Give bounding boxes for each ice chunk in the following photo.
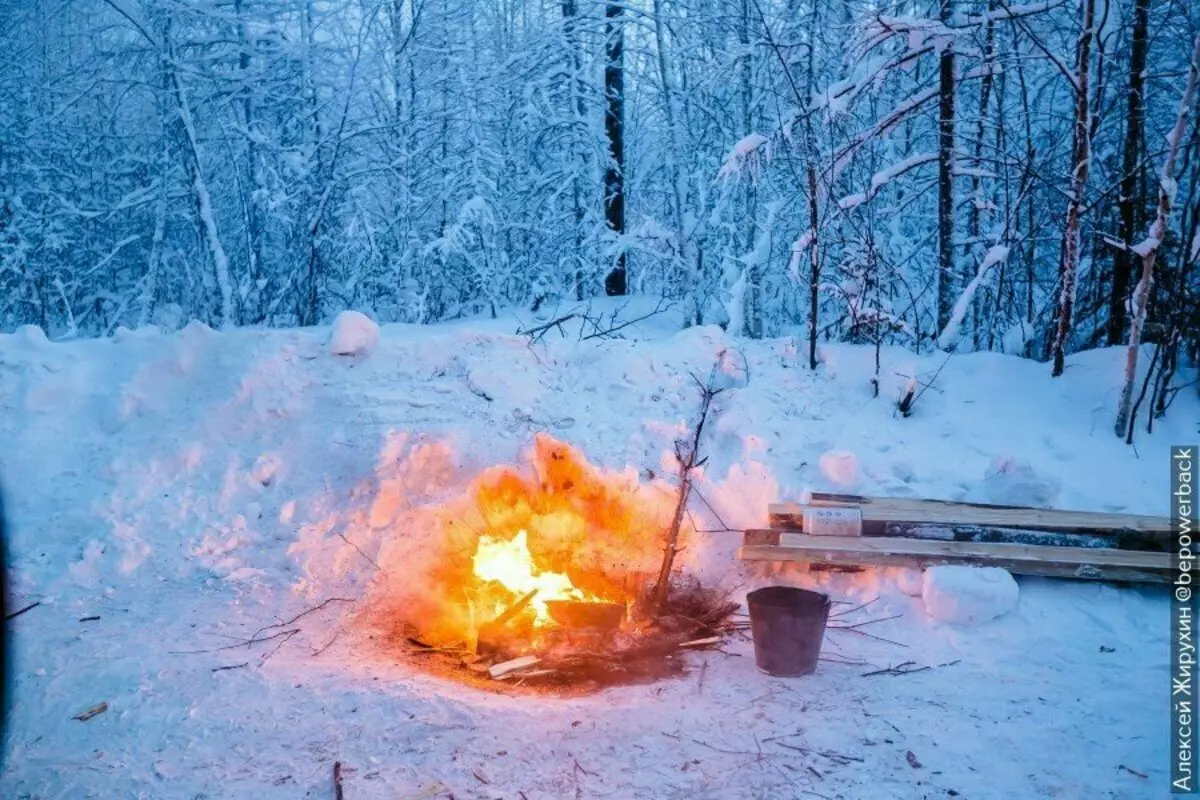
[922,565,1018,625]
[329,310,380,356]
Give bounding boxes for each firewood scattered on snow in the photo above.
[489,655,541,678]
[677,636,721,649]
[73,701,108,722]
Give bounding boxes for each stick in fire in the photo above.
[650,351,738,613]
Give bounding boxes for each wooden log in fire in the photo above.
[477,590,538,657]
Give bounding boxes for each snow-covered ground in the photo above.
[0,301,1190,799]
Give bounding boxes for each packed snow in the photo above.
[0,299,1189,799]
[921,566,1021,625]
[329,310,381,356]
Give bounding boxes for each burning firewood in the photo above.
[477,589,539,657]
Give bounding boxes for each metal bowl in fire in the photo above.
[545,600,625,631]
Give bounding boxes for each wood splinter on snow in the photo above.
[677,636,722,649]
[73,701,108,722]
[489,655,541,679]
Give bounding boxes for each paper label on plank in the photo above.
[802,506,863,537]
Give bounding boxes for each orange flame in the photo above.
[472,529,591,625]
[373,435,684,646]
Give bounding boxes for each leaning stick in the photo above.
[490,590,538,627]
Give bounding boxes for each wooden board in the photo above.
[769,495,1172,548]
[747,524,1117,550]
[739,532,1174,584]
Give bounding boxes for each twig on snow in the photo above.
[334,761,345,800]
[5,600,41,621]
[337,532,380,571]
[212,662,249,673]
[171,627,301,655]
[769,740,864,765]
[251,597,355,642]
[828,613,903,630]
[73,702,109,722]
[827,626,909,648]
[861,660,929,677]
[260,629,301,662]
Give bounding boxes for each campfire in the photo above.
[361,434,738,690]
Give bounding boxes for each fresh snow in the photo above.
[0,300,1189,799]
[937,244,1010,350]
[717,133,768,181]
[922,566,1020,625]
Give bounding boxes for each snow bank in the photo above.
[328,310,380,355]
[0,308,1191,799]
[922,565,1019,625]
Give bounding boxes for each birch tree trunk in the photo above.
[166,39,235,329]
[1114,34,1200,437]
[1050,0,1096,377]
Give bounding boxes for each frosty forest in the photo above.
[2,1,1200,407]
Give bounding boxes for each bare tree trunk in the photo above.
[1108,0,1150,345]
[603,1,627,296]
[1114,34,1200,435]
[652,0,695,319]
[1050,0,1096,377]
[739,0,761,337]
[166,38,235,329]
[936,0,957,336]
[235,0,263,322]
[563,0,587,301]
[967,2,996,348]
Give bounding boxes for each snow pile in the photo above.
[922,565,1020,625]
[981,455,1060,507]
[818,449,861,489]
[328,310,380,355]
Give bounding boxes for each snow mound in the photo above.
[922,565,1019,625]
[895,567,924,597]
[818,449,861,488]
[15,324,49,347]
[982,456,1060,507]
[329,310,380,356]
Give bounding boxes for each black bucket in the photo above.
[747,586,832,677]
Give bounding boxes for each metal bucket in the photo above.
[747,586,831,677]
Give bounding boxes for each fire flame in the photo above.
[472,529,590,625]
[374,435,685,646]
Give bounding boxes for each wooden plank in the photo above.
[769,496,1172,538]
[488,655,541,679]
[739,533,1173,584]
[748,524,1117,550]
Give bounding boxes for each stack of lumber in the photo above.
[738,493,1174,584]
